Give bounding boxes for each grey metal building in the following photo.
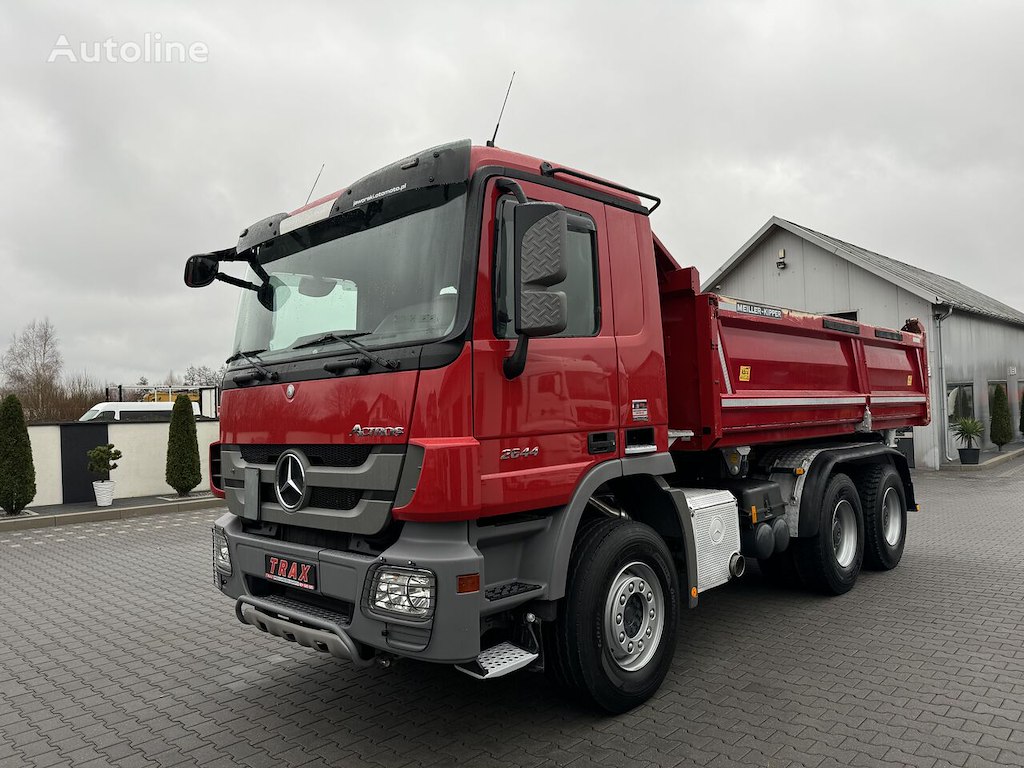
[703,217,1024,469]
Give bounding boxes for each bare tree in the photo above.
[183,364,226,387]
[61,371,106,420]
[0,319,107,422]
[0,318,63,417]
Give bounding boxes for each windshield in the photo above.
[230,187,466,365]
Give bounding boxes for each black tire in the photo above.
[757,546,803,588]
[543,516,606,695]
[854,464,907,570]
[546,517,680,714]
[793,472,864,595]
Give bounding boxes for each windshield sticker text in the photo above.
[352,183,407,207]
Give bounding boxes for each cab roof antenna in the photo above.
[486,71,516,148]
[304,162,326,206]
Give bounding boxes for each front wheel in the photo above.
[547,518,680,713]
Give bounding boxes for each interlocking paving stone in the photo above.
[2,465,1024,766]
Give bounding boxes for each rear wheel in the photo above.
[546,517,680,713]
[855,464,907,570]
[793,473,864,594]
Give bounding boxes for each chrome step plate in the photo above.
[456,642,538,680]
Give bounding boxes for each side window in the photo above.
[493,197,599,339]
[947,383,975,420]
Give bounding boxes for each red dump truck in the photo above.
[185,139,929,712]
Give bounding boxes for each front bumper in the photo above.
[214,512,485,663]
[235,595,375,665]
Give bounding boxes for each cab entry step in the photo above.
[456,642,538,680]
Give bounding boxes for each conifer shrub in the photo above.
[0,394,36,515]
[166,394,201,496]
[990,385,1012,450]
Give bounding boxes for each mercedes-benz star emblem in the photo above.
[285,383,295,400]
[274,451,309,512]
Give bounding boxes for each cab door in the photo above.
[472,177,619,517]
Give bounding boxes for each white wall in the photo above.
[109,420,219,497]
[26,425,63,506]
[24,420,219,506]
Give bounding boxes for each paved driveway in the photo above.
[2,461,1023,768]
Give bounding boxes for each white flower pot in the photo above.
[93,480,115,507]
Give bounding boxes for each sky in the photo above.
[2,1,1022,385]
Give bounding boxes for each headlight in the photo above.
[212,527,231,575]
[370,566,435,620]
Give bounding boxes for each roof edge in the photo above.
[703,216,940,306]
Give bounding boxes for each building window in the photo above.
[946,384,974,421]
[494,197,600,339]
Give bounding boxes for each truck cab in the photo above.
[188,139,923,712]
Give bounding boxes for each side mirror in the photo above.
[184,254,220,287]
[514,202,568,337]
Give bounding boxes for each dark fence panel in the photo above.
[60,423,109,503]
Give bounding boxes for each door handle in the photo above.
[588,432,616,455]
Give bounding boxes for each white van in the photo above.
[79,401,202,423]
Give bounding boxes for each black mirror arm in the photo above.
[214,273,262,293]
[496,178,528,204]
[208,245,270,284]
[247,258,270,283]
[503,334,529,379]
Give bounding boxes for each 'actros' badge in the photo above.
[350,424,405,437]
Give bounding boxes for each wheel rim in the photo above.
[603,561,664,672]
[831,499,857,568]
[881,486,903,546]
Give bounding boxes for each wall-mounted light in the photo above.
[776,248,787,270]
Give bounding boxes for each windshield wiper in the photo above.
[293,332,398,370]
[225,348,278,381]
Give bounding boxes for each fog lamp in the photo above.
[370,566,435,620]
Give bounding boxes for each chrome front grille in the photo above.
[220,444,406,535]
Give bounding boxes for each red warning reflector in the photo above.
[457,573,480,593]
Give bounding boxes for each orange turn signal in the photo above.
[751,505,758,524]
[794,467,805,476]
[690,586,698,599]
[457,573,480,594]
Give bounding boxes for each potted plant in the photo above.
[87,443,123,507]
[951,417,983,465]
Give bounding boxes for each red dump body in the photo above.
[660,266,930,451]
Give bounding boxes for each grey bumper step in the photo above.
[456,642,538,680]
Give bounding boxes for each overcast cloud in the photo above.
[2,1,1022,385]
